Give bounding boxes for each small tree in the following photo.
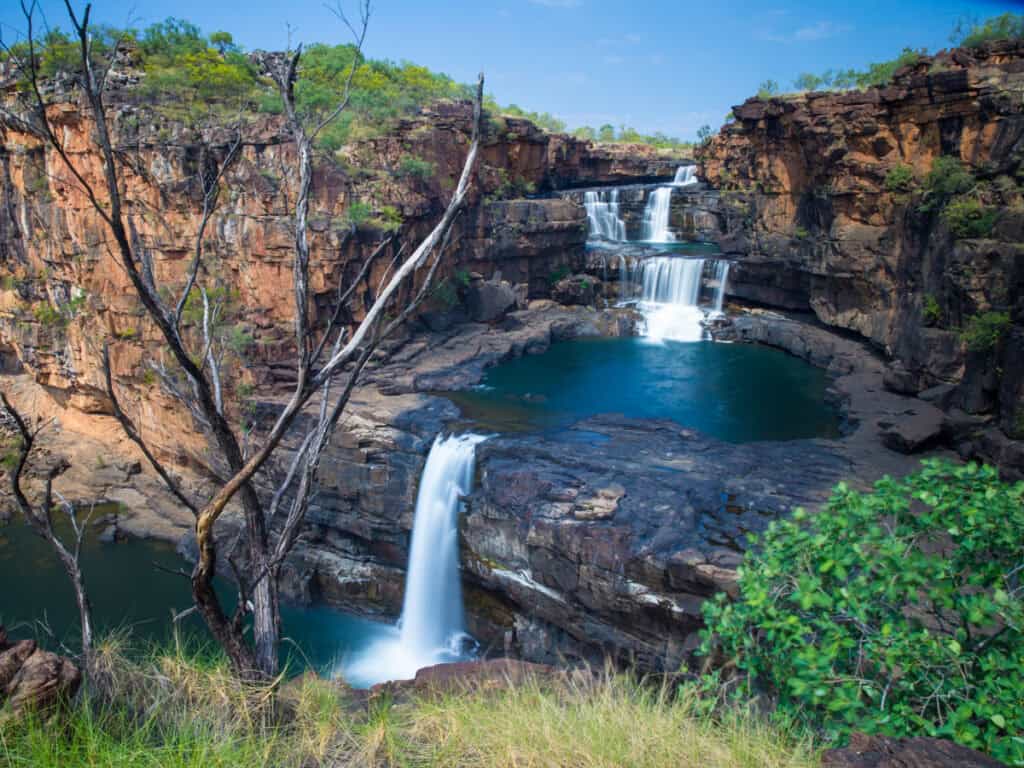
[5,0,485,678]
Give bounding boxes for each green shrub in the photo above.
[396,155,436,180]
[922,294,942,325]
[885,164,915,194]
[757,79,780,99]
[942,197,998,239]
[32,302,64,327]
[345,200,372,227]
[953,13,1024,48]
[370,205,403,233]
[918,156,975,213]
[960,311,1011,352]
[701,460,1024,763]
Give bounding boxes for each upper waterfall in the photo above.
[341,433,485,687]
[673,165,698,186]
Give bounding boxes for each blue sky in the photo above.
[1,0,1020,139]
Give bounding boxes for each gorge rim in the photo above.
[1,5,1023,764]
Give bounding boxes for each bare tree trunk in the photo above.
[1,392,94,661]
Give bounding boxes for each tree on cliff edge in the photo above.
[2,0,484,678]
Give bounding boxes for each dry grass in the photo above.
[1,638,821,767]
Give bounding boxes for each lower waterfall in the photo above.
[341,433,485,687]
[622,257,729,342]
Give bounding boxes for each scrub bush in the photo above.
[701,460,1024,763]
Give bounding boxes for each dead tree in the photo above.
[0,393,94,659]
[5,0,484,677]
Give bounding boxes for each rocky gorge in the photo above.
[2,37,1023,683]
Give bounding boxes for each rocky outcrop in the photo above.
[698,41,1024,473]
[822,732,1007,768]
[0,628,81,717]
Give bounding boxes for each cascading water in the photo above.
[641,186,675,243]
[583,189,627,241]
[341,433,485,687]
[622,257,729,342]
[673,165,698,186]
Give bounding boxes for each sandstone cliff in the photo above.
[698,41,1024,472]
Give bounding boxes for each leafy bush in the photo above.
[885,164,915,194]
[953,13,1024,48]
[922,294,942,326]
[396,155,436,180]
[918,156,975,213]
[757,79,780,99]
[701,460,1024,763]
[792,48,923,93]
[942,197,998,239]
[960,311,1011,353]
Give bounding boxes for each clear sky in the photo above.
[2,0,1021,139]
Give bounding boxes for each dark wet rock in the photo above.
[821,732,1006,768]
[552,274,600,306]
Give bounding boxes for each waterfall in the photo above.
[341,433,485,686]
[584,189,626,241]
[673,165,698,186]
[710,261,730,314]
[622,257,730,342]
[641,186,675,243]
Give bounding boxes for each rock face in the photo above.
[0,628,81,717]
[698,41,1024,474]
[821,732,1007,768]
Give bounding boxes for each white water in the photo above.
[622,257,729,343]
[584,189,627,241]
[641,186,675,243]
[673,165,698,186]
[341,433,485,687]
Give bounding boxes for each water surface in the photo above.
[447,337,841,442]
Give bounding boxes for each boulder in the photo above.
[0,628,82,716]
[878,404,945,453]
[821,732,1006,768]
[466,277,517,323]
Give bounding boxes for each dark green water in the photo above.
[0,510,393,675]
[447,337,841,442]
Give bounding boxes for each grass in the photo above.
[0,637,820,768]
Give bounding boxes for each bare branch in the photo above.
[102,345,199,516]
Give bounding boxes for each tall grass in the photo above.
[0,638,819,767]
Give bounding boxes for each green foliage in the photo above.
[598,124,616,142]
[32,302,65,327]
[756,79,780,99]
[792,48,923,94]
[572,125,596,141]
[793,226,810,240]
[370,205,404,233]
[960,311,1011,353]
[501,103,566,133]
[884,164,915,194]
[952,13,1024,48]
[396,155,436,180]
[922,294,942,326]
[701,460,1024,763]
[942,197,998,239]
[918,156,975,213]
[345,200,372,228]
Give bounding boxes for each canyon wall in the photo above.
[698,41,1024,473]
[0,87,685,475]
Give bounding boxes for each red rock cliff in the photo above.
[698,41,1024,470]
